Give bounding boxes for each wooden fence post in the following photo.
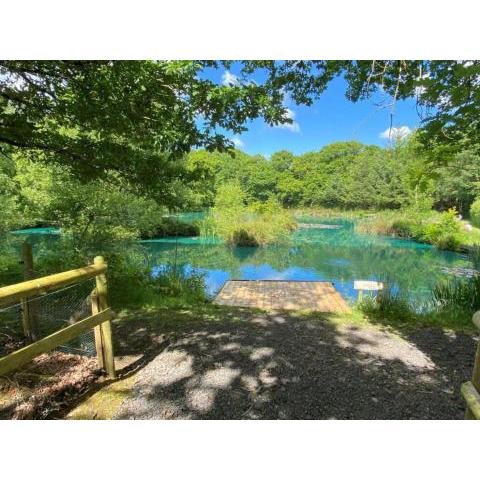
[465,312,480,419]
[93,256,116,379]
[91,289,105,371]
[20,242,37,342]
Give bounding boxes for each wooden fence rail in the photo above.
[463,311,480,419]
[0,255,116,379]
[0,263,106,307]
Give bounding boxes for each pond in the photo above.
[5,215,473,305]
[141,215,472,304]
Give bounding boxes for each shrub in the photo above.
[222,210,296,246]
[418,208,462,249]
[354,208,466,251]
[434,233,461,251]
[231,229,259,247]
[470,198,480,227]
[146,217,199,239]
[213,182,246,212]
[204,182,297,246]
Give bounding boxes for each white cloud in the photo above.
[222,71,239,86]
[414,85,427,97]
[231,136,244,148]
[380,126,411,141]
[274,108,300,133]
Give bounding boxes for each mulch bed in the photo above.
[0,351,100,419]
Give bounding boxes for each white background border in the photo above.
[1,1,479,476]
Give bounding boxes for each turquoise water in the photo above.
[7,217,472,304]
[11,227,61,235]
[144,217,471,303]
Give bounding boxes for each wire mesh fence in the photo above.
[0,277,97,358]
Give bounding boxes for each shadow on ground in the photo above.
[106,306,477,420]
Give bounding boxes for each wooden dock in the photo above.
[213,280,351,313]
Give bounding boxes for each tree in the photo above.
[341,146,408,209]
[0,60,336,198]
[185,140,425,210]
[337,60,480,157]
[270,150,295,173]
[14,155,165,248]
[0,151,22,232]
[432,150,480,214]
[3,60,480,195]
[288,142,365,206]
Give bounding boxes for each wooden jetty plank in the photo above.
[213,280,351,313]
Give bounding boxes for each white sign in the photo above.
[354,280,384,291]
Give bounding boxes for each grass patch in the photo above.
[293,207,374,220]
[358,281,478,332]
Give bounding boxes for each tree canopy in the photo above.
[2,60,479,213]
[0,61,334,194]
[186,137,480,214]
[338,60,480,157]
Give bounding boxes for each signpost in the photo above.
[354,280,384,301]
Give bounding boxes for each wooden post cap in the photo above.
[473,311,480,330]
[94,256,105,265]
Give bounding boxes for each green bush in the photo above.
[470,198,480,227]
[355,208,466,251]
[222,210,296,246]
[231,229,259,247]
[418,208,462,249]
[204,182,297,246]
[433,233,461,251]
[145,217,199,239]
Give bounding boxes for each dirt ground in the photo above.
[97,307,478,420]
[0,351,100,419]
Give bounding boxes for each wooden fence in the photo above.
[0,255,116,379]
[462,311,480,419]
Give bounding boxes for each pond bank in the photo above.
[294,208,480,253]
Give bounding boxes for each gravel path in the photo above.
[115,312,477,419]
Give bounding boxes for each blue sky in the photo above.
[203,65,422,157]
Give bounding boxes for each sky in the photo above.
[203,65,423,158]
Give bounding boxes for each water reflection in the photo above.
[144,219,470,303]
[5,218,471,304]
